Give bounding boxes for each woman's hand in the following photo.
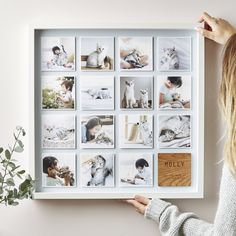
[196,12,236,44]
[125,195,150,215]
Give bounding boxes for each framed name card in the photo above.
[29,24,204,199]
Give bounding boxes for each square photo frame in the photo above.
[42,153,76,188]
[41,114,76,149]
[119,36,153,71]
[119,153,153,187]
[80,75,114,110]
[80,153,115,188]
[80,115,115,149]
[158,75,191,110]
[41,36,75,72]
[119,114,153,149]
[80,37,115,71]
[41,75,75,110]
[120,76,153,110]
[31,25,205,199]
[158,37,191,72]
[158,115,191,149]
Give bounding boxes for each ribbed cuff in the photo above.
[144,198,171,223]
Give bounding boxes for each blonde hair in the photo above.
[219,33,236,176]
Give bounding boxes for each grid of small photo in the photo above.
[39,34,194,191]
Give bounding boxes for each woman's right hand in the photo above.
[196,12,236,44]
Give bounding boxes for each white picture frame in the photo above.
[29,24,204,199]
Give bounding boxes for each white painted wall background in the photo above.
[0,0,234,235]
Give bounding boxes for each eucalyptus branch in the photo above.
[0,126,35,206]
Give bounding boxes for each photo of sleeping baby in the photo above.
[80,76,114,110]
[42,114,76,149]
[159,115,191,148]
[80,153,114,187]
[120,76,153,109]
[119,37,153,71]
[119,114,153,148]
[158,75,191,109]
[41,76,75,110]
[80,115,114,149]
[158,37,191,71]
[41,37,75,71]
[42,153,76,187]
[80,37,114,71]
[119,153,153,187]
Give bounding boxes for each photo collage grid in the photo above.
[40,35,193,189]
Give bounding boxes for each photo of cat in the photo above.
[41,76,75,110]
[119,114,153,149]
[158,37,191,71]
[80,37,114,71]
[119,37,153,71]
[80,115,115,149]
[120,76,153,109]
[80,76,114,110]
[41,114,76,149]
[158,75,191,109]
[119,153,153,187]
[41,37,75,71]
[80,153,114,188]
[42,153,76,188]
[158,115,191,148]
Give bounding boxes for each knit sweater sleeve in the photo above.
[144,164,236,236]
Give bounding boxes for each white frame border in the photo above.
[29,24,204,199]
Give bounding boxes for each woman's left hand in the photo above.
[125,195,150,215]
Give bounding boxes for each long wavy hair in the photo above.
[219,33,236,176]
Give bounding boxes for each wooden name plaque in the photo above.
[158,153,191,186]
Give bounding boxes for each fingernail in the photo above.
[194,26,199,31]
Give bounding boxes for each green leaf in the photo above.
[17,140,24,148]
[6,178,15,186]
[5,150,11,160]
[11,165,20,171]
[14,146,24,153]
[0,147,3,154]
[8,162,16,169]
[17,170,25,175]
[16,173,23,179]
[22,129,26,136]
[0,187,3,194]
[9,172,14,178]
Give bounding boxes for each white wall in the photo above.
[0,0,233,235]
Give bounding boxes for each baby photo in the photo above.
[80,37,114,71]
[41,76,75,110]
[158,75,191,109]
[80,153,114,187]
[119,114,153,148]
[120,76,153,109]
[158,37,191,71]
[159,115,191,148]
[80,76,114,110]
[42,153,76,187]
[80,115,115,149]
[42,114,76,149]
[41,37,75,71]
[119,37,153,71]
[119,153,153,187]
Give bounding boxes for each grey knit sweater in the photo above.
[144,164,236,236]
